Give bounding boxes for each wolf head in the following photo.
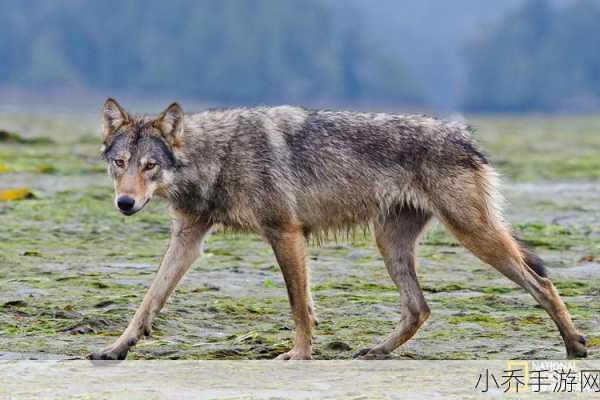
[100,98,183,215]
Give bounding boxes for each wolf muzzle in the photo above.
[116,195,148,215]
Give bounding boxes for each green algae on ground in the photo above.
[473,115,600,181]
[448,314,504,329]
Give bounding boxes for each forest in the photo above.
[1,0,599,111]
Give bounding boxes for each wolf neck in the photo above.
[165,111,239,219]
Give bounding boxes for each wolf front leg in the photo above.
[267,227,316,360]
[89,211,212,360]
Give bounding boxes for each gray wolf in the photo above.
[89,98,587,360]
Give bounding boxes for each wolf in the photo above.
[89,98,588,360]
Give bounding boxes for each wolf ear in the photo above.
[102,98,130,143]
[154,102,184,147]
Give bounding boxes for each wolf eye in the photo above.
[113,159,125,168]
[144,162,157,171]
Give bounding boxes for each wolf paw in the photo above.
[353,348,391,360]
[87,345,130,361]
[567,334,588,359]
[275,348,312,360]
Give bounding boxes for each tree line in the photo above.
[0,0,421,106]
[464,0,600,112]
[1,0,600,111]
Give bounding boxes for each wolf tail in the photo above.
[513,235,547,277]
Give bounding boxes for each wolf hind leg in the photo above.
[433,168,587,358]
[356,206,432,359]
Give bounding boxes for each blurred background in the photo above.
[2,0,600,114]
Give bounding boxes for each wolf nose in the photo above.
[117,196,135,212]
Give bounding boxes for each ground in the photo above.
[0,113,598,360]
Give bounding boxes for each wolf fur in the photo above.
[90,99,587,360]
